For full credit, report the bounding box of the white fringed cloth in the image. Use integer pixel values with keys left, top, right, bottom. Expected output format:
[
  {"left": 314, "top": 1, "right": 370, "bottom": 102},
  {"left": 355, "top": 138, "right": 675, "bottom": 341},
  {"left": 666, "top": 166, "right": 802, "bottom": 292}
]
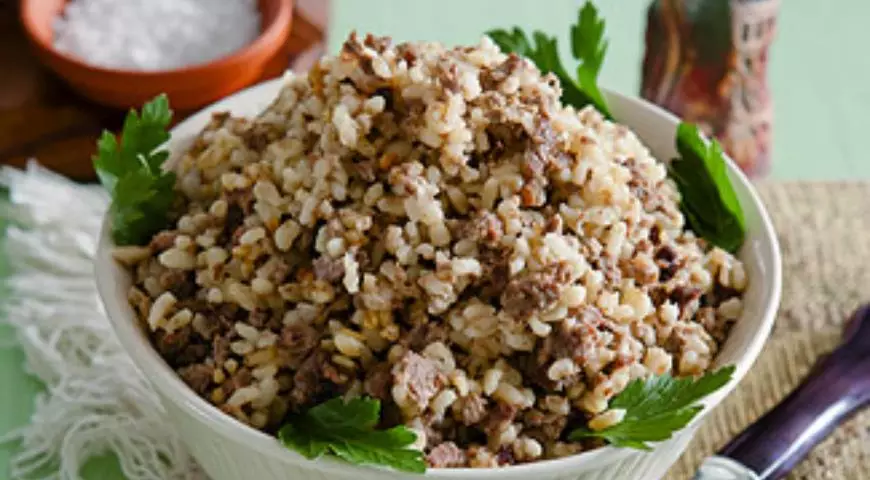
[{"left": 0, "top": 163, "right": 202, "bottom": 480}]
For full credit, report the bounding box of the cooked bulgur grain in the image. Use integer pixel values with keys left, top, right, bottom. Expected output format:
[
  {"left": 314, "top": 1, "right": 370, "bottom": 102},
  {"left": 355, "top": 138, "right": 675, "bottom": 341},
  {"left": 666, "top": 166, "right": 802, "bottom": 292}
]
[{"left": 118, "top": 32, "right": 747, "bottom": 468}]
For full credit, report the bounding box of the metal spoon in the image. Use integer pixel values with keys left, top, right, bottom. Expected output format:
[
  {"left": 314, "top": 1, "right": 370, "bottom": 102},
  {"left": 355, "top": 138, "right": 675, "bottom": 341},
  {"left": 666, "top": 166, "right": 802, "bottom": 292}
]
[{"left": 694, "top": 304, "right": 870, "bottom": 480}]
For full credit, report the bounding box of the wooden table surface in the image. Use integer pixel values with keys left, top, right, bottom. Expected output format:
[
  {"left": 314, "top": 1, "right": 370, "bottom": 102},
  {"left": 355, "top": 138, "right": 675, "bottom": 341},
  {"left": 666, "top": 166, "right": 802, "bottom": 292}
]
[{"left": 0, "top": 0, "right": 325, "bottom": 181}]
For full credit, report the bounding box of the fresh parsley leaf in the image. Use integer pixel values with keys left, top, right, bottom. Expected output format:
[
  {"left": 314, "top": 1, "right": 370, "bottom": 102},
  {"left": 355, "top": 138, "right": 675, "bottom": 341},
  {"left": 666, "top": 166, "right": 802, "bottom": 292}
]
[
  {"left": 278, "top": 397, "right": 426, "bottom": 473},
  {"left": 669, "top": 123, "right": 746, "bottom": 253},
  {"left": 93, "top": 94, "right": 175, "bottom": 246},
  {"left": 486, "top": 27, "right": 532, "bottom": 57},
  {"left": 569, "top": 1, "right": 610, "bottom": 116},
  {"left": 568, "top": 365, "right": 735, "bottom": 450},
  {"left": 570, "top": 2, "right": 607, "bottom": 75},
  {"left": 486, "top": 1, "right": 612, "bottom": 118},
  {"left": 280, "top": 423, "right": 331, "bottom": 459}
]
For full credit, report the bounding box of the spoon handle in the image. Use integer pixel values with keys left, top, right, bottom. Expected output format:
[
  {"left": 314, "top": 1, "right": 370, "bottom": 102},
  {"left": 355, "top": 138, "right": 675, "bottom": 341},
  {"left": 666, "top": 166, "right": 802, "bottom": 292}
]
[{"left": 717, "top": 305, "right": 870, "bottom": 479}]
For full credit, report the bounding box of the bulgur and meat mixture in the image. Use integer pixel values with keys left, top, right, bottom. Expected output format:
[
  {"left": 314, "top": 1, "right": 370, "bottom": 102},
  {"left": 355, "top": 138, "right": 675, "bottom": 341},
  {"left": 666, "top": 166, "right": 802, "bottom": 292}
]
[{"left": 114, "top": 33, "right": 747, "bottom": 468}]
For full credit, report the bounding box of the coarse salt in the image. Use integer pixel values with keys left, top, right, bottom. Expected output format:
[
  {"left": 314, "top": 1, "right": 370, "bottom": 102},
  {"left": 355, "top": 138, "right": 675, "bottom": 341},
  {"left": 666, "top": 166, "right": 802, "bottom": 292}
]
[{"left": 53, "top": 0, "right": 261, "bottom": 71}]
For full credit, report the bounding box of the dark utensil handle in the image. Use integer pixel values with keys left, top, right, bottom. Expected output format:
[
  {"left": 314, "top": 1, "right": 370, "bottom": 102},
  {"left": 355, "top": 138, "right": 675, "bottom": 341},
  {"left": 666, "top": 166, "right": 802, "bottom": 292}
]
[{"left": 718, "top": 305, "right": 870, "bottom": 479}]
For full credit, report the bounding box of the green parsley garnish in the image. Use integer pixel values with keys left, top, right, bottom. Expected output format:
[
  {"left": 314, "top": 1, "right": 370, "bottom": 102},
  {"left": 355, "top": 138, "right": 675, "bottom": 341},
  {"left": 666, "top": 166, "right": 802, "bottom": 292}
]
[
  {"left": 93, "top": 94, "right": 175, "bottom": 246},
  {"left": 669, "top": 123, "right": 746, "bottom": 253},
  {"left": 278, "top": 396, "right": 426, "bottom": 473},
  {"left": 569, "top": 366, "right": 735, "bottom": 450},
  {"left": 487, "top": 1, "right": 612, "bottom": 118}
]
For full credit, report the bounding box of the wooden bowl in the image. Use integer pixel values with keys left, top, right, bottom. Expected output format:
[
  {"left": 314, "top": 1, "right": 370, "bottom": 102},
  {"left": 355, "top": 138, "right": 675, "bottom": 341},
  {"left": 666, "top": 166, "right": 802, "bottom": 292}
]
[{"left": 19, "top": 0, "right": 293, "bottom": 111}]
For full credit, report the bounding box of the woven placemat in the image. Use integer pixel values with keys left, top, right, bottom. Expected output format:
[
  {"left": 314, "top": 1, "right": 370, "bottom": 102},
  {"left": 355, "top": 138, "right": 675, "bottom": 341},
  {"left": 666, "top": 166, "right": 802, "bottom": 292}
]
[{"left": 669, "top": 182, "right": 870, "bottom": 479}]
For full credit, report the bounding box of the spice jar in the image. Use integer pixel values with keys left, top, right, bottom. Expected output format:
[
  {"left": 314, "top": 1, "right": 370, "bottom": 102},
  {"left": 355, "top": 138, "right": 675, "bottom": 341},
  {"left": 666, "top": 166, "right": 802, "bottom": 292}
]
[{"left": 641, "top": 0, "right": 780, "bottom": 178}]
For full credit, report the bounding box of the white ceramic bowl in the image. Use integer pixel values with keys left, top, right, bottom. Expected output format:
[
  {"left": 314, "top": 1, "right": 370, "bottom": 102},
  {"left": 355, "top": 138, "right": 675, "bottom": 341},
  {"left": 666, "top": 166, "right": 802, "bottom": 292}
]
[{"left": 94, "top": 79, "right": 782, "bottom": 480}]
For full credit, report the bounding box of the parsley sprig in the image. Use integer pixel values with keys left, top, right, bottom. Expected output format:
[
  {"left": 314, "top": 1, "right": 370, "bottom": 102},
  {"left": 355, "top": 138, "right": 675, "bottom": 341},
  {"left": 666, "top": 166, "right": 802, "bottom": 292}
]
[
  {"left": 569, "top": 366, "right": 735, "bottom": 449},
  {"left": 278, "top": 397, "right": 426, "bottom": 473},
  {"left": 670, "top": 124, "right": 746, "bottom": 253},
  {"left": 93, "top": 94, "right": 175, "bottom": 246},
  {"left": 487, "top": 1, "right": 612, "bottom": 118}
]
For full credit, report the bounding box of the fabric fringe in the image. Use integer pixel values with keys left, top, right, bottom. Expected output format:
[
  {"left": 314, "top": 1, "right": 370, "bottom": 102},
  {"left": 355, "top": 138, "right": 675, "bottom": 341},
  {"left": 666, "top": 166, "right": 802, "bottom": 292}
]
[{"left": 0, "top": 163, "right": 201, "bottom": 480}]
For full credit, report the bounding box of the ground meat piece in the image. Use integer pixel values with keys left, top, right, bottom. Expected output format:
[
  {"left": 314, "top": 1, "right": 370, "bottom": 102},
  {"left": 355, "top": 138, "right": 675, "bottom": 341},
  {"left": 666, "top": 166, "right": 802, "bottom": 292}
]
[
  {"left": 208, "top": 111, "right": 231, "bottom": 128},
  {"left": 403, "top": 322, "right": 449, "bottom": 352},
  {"left": 216, "top": 303, "right": 240, "bottom": 326},
  {"left": 340, "top": 33, "right": 386, "bottom": 82},
  {"left": 355, "top": 249, "right": 371, "bottom": 271},
  {"left": 544, "top": 215, "right": 562, "bottom": 234},
  {"left": 159, "top": 270, "right": 196, "bottom": 299},
  {"left": 477, "top": 246, "right": 511, "bottom": 296},
  {"left": 128, "top": 286, "right": 151, "bottom": 319},
  {"left": 242, "top": 123, "right": 280, "bottom": 152},
  {"left": 212, "top": 335, "right": 231, "bottom": 365},
  {"left": 437, "top": 63, "right": 461, "bottom": 93},
  {"left": 389, "top": 163, "right": 428, "bottom": 196},
  {"left": 590, "top": 256, "right": 621, "bottom": 284},
  {"left": 483, "top": 401, "right": 518, "bottom": 436},
  {"left": 353, "top": 159, "right": 377, "bottom": 182},
  {"left": 223, "top": 205, "right": 244, "bottom": 242},
  {"left": 372, "top": 87, "right": 394, "bottom": 111},
  {"left": 518, "top": 179, "right": 546, "bottom": 207},
  {"left": 222, "top": 190, "right": 253, "bottom": 242},
  {"left": 648, "top": 285, "right": 668, "bottom": 307},
  {"left": 452, "top": 393, "right": 487, "bottom": 426},
  {"left": 230, "top": 368, "right": 252, "bottom": 390},
  {"left": 697, "top": 304, "right": 735, "bottom": 344},
  {"left": 535, "top": 308, "right": 603, "bottom": 380},
  {"left": 323, "top": 361, "right": 348, "bottom": 385},
  {"left": 187, "top": 112, "right": 230, "bottom": 154},
  {"left": 424, "top": 422, "right": 446, "bottom": 449},
  {"left": 397, "top": 45, "right": 417, "bottom": 65},
  {"left": 501, "top": 263, "right": 570, "bottom": 318},
  {"left": 495, "top": 446, "right": 516, "bottom": 466},
  {"left": 268, "top": 258, "right": 292, "bottom": 284},
  {"left": 247, "top": 309, "right": 271, "bottom": 329},
  {"left": 363, "top": 362, "right": 393, "bottom": 400},
  {"left": 654, "top": 244, "right": 677, "bottom": 263},
  {"left": 153, "top": 326, "right": 191, "bottom": 360},
  {"left": 175, "top": 342, "right": 209, "bottom": 366},
  {"left": 289, "top": 351, "right": 331, "bottom": 407},
  {"left": 523, "top": 409, "right": 567, "bottom": 441},
  {"left": 670, "top": 285, "right": 702, "bottom": 313},
  {"left": 635, "top": 238, "right": 653, "bottom": 254},
  {"left": 228, "top": 189, "right": 255, "bottom": 215},
  {"left": 362, "top": 32, "right": 392, "bottom": 53},
  {"left": 459, "top": 211, "right": 503, "bottom": 247},
  {"left": 149, "top": 231, "right": 177, "bottom": 252},
  {"left": 522, "top": 119, "right": 566, "bottom": 182},
  {"left": 177, "top": 298, "right": 209, "bottom": 313},
  {"left": 178, "top": 363, "right": 213, "bottom": 395},
  {"left": 624, "top": 256, "right": 658, "bottom": 284},
  {"left": 222, "top": 367, "right": 253, "bottom": 396},
  {"left": 380, "top": 403, "right": 404, "bottom": 430},
  {"left": 426, "top": 442, "right": 467, "bottom": 468},
  {"left": 313, "top": 256, "right": 345, "bottom": 282},
  {"left": 664, "top": 324, "right": 713, "bottom": 362},
  {"left": 480, "top": 54, "right": 523, "bottom": 91},
  {"left": 391, "top": 351, "right": 446, "bottom": 411},
  {"left": 655, "top": 245, "right": 679, "bottom": 281},
  {"left": 280, "top": 323, "right": 319, "bottom": 363}
]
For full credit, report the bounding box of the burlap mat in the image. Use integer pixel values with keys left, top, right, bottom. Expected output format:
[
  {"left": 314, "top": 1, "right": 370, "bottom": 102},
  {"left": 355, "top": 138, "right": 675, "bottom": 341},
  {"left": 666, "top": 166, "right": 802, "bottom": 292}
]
[{"left": 669, "top": 182, "right": 870, "bottom": 479}]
